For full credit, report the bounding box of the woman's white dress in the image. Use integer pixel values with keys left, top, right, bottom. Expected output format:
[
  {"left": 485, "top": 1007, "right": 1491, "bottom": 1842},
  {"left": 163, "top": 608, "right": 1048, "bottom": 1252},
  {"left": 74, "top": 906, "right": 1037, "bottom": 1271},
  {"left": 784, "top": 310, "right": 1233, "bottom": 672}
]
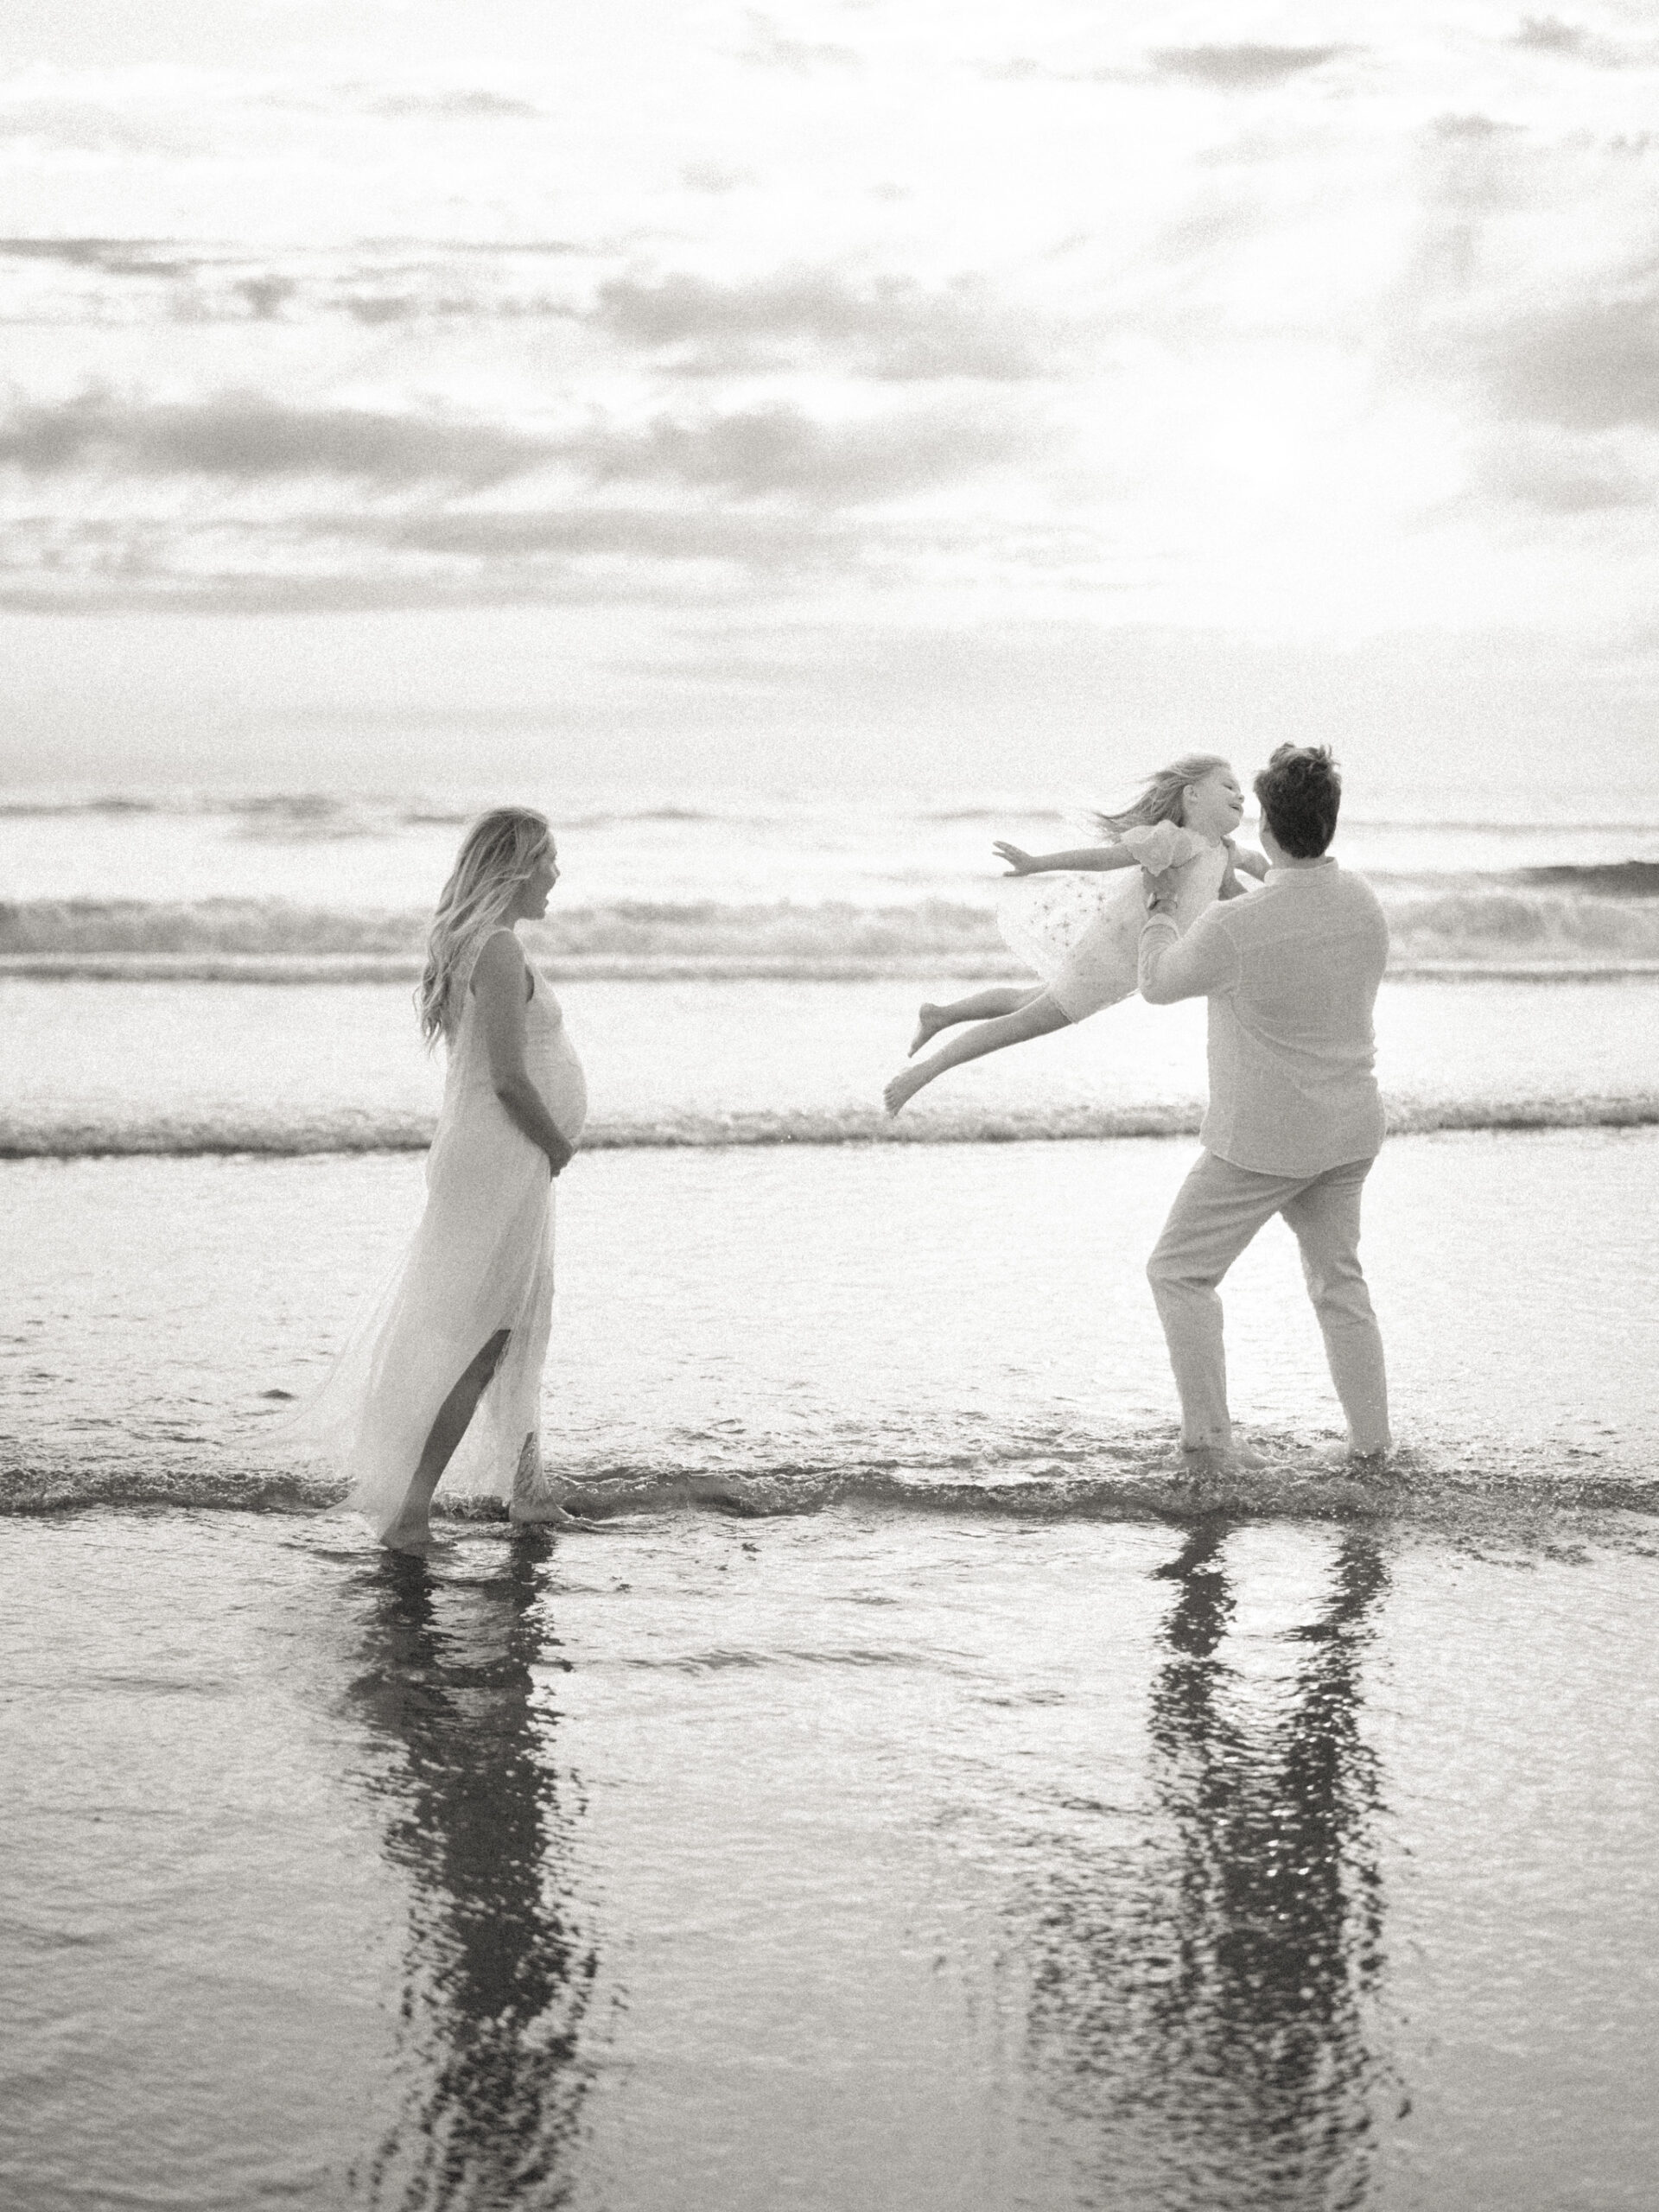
[
  {"left": 283, "top": 937, "right": 587, "bottom": 1536},
  {"left": 998, "top": 823, "right": 1227, "bottom": 1020}
]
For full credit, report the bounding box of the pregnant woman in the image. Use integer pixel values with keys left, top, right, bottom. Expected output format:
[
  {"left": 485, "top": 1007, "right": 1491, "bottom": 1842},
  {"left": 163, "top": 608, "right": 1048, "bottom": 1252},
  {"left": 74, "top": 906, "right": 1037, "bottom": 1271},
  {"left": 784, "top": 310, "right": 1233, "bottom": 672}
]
[{"left": 285, "top": 808, "right": 587, "bottom": 1548}]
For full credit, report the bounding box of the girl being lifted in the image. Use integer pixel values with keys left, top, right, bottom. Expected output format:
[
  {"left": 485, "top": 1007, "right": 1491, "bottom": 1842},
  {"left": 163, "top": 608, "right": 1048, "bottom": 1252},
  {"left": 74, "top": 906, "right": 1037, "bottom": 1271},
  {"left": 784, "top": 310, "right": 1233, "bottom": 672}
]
[{"left": 883, "top": 754, "right": 1267, "bottom": 1116}]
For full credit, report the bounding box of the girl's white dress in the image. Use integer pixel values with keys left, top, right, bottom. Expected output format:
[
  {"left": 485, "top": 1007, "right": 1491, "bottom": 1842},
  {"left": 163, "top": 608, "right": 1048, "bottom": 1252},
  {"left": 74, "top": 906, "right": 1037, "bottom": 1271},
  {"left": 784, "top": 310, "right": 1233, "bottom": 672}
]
[
  {"left": 283, "top": 937, "right": 587, "bottom": 1537},
  {"left": 998, "top": 823, "right": 1226, "bottom": 1020}
]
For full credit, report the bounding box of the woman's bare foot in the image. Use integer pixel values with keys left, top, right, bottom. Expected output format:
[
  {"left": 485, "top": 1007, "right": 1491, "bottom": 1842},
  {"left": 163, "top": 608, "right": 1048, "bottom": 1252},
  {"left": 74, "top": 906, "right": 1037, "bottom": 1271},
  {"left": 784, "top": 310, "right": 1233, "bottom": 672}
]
[
  {"left": 884, "top": 1065, "right": 929, "bottom": 1116},
  {"left": 509, "top": 1494, "right": 588, "bottom": 1528},
  {"left": 381, "top": 1516, "right": 438, "bottom": 1553},
  {"left": 909, "top": 1003, "right": 947, "bottom": 1057}
]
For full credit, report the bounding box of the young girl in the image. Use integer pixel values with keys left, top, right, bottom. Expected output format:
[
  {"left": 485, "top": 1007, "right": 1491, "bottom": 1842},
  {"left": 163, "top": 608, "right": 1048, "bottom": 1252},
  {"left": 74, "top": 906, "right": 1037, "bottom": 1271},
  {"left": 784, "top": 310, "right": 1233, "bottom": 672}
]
[
  {"left": 884, "top": 755, "right": 1266, "bottom": 1115},
  {"left": 279, "top": 808, "right": 588, "bottom": 1548}
]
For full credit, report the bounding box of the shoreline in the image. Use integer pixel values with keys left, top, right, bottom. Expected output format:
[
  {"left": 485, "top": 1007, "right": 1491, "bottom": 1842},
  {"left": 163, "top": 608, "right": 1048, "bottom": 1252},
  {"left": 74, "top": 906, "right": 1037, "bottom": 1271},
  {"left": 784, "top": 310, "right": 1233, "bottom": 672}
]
[
  {"left": 5, "top": 951, "right": 1659, "bottom": 983},
  {"left": 7, "top": 1096, "right": 1659, "bottom": 1158},
  {"left": 6, "top": 1420, "right": 1658, "bottom": 1535}
]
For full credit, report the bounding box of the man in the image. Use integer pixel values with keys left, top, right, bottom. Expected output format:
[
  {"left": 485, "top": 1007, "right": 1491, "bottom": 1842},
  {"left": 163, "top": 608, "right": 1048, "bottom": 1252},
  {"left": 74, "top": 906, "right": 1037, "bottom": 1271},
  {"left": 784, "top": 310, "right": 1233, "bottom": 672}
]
[{"left": 1138, "top": 744, "right": 1390, "bottom": 1471}]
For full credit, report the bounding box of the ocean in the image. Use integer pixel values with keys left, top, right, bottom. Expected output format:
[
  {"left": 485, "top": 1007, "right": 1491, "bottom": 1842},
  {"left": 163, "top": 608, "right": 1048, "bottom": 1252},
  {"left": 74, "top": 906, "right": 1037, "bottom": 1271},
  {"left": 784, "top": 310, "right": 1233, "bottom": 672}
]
[
  {"left": 3, "top": 787, "right": 1657, "bottom": 1160},
  {"left": 3, "top": 785, "right": 1658, "bottom": 2209}
]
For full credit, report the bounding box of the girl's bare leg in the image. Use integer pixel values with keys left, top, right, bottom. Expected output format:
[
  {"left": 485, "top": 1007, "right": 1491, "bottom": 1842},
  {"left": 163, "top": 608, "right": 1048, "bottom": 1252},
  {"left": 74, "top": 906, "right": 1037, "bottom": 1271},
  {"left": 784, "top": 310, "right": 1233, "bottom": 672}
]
[
  {"left": 383, "top": 1328, "right": 511, "bottom": 1550},
  {"left": 885, "top": 990, "right": 1072, "bottom": 1115},
  {"left": 910, "top": 985, "right": 1041, "bottom": 1057}
]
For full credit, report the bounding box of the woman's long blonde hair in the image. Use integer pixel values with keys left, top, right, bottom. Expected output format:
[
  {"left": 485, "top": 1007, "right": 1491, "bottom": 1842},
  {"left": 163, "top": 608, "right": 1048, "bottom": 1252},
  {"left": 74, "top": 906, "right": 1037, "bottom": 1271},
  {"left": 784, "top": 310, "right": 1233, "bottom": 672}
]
[
  {"left": 1093, "top": 753, "right": 1231, "bottom": 837},
  {"left": 417, "top": 807, "right": 551, "bottom": 1046}
]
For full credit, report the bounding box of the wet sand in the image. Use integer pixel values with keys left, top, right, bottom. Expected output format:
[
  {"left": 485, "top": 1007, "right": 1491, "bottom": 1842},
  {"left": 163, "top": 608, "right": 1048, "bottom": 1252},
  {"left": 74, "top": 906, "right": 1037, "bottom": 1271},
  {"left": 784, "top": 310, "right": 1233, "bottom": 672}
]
[
  {"left": 3, "top": 1507, "right": 1656, "bottom": 2211},
  {"left": 3, "top": 1127, "right": 1657, "bottom": 2208}
]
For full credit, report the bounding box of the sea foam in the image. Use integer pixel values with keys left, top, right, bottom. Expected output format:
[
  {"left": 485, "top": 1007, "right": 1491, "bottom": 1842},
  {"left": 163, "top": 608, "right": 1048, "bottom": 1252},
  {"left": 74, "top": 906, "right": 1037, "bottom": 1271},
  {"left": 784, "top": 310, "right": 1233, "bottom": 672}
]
[{"left": 4, "top": 884, "right": 1658, "bottom": 978}]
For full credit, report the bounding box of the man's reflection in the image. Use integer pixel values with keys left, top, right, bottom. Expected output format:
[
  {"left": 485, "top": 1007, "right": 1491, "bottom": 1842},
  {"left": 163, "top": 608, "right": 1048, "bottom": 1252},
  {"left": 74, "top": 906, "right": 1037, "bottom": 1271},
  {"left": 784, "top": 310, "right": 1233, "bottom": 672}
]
[
  {"left": 1032, "top": 1523, "right": 1389, "bottom": 2210},
  {"left": 347, "top": 1541, "right": 594, "bottom": 2209}
]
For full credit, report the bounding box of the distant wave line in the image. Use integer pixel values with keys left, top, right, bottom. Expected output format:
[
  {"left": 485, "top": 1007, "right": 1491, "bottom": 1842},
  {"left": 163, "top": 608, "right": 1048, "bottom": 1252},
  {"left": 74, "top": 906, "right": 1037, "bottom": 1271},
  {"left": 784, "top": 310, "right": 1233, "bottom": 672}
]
[{"left": 3, "top": 790, "right": 1659, "bottom": 836}]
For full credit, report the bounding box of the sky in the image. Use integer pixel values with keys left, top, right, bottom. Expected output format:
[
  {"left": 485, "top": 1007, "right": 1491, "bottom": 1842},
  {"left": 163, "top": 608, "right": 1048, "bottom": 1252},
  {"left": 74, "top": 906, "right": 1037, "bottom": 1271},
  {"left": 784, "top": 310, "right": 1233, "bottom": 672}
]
[{"left": 3, "top": 0, "right": 1658, "bottom": 802}]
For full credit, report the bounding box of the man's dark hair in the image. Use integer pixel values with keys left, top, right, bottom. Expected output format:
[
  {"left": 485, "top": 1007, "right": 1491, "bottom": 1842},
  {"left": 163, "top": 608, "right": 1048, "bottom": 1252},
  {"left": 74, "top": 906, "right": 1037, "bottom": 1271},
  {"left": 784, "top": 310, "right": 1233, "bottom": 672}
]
[{"left": 1253, "top": 744, "right": 1341, "bottom": 858}]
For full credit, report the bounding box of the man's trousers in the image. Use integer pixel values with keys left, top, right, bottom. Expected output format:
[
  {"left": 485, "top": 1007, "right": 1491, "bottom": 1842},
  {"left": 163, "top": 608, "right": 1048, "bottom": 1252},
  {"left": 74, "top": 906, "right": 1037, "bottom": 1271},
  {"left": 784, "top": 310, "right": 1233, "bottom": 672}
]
[{"left": 1146, "top": 1150, "right": 1389, "bottom": 1453}]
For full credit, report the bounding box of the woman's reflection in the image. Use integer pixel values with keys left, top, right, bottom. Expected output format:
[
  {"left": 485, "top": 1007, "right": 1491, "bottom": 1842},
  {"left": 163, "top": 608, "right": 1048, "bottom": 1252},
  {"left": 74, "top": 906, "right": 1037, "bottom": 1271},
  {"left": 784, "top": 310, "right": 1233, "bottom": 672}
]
[
  {"left": 346, "top": 1539, "right": 594, "bottom": 2209},
  {"left": 1033, "top": 1523, "right": 1390, "bottom": 2210}
]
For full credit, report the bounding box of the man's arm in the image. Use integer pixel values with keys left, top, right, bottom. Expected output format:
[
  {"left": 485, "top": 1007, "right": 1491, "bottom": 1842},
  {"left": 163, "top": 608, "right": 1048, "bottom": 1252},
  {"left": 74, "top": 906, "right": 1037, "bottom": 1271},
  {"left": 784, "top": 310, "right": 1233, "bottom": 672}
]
[{"left": 1138, "top": 897, "right": 1240, "bottom": 1004}]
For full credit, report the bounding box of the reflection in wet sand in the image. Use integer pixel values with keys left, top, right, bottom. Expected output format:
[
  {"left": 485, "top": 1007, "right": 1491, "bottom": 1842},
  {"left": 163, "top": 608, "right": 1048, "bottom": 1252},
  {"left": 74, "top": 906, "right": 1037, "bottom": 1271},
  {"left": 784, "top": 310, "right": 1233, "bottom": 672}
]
[
  {"left": 346, "top": 1542, "right": 595, "bottom": 2209},
  {"left": 1031, "top": 1526, "right": 1390, "bottom": 2211}
]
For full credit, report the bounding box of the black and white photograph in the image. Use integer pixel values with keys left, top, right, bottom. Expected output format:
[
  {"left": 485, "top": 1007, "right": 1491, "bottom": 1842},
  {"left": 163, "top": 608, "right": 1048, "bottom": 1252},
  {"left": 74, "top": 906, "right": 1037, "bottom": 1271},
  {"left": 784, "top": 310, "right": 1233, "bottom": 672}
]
[{"left": 3, "top": 3, "right": 1657, "bottom": 2207}]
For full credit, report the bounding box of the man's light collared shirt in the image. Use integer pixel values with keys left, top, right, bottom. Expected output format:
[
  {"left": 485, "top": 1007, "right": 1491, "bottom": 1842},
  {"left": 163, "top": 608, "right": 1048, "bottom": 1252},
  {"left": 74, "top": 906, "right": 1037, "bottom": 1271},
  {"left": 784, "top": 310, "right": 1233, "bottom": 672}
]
[{"left": 1138, "top": 859, "right": 1389, "bottom": 1176}]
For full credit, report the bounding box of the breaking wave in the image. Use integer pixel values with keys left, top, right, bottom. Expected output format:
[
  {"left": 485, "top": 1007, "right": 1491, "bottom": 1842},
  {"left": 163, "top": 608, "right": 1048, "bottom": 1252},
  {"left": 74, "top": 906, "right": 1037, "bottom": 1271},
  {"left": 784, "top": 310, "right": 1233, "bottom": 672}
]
[
  {"left": 1508, "top": 861, "right": 1659, "bottom": 897},
  {"left": 4, "top": 884, "right": 1659, "bottom": 979},
  {"left": 0, "top": 790, "right": 836, "bottom": 833}
]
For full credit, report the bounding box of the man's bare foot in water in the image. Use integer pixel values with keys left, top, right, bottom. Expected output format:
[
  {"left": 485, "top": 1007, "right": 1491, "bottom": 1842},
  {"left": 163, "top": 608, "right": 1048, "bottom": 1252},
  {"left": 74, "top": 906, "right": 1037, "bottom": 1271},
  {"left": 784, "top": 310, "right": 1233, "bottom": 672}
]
[
  {"left": 884, "top": 1065, "right": 931, "bottom": 1116},
  {"left": 1179, "top": 1440, "right": 1269, "bottom": 1477},
  {"left": 909, "top": 1004, "right": 947, "bottom": 1058},
  {"left": 1314, "top": 1440, "right": 1394, "bottom": 1471}
]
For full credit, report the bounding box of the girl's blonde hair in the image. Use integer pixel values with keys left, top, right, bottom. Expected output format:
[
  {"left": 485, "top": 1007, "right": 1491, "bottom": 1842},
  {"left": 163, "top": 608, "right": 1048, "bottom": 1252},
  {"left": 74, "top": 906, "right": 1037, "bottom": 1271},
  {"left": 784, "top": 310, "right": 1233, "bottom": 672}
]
[
  {"left": 417, "top": 807, "right": 551, "bottom": 1046},
  {"left": 1093, "top": 753, "right": 1231, "bottom": 838}
]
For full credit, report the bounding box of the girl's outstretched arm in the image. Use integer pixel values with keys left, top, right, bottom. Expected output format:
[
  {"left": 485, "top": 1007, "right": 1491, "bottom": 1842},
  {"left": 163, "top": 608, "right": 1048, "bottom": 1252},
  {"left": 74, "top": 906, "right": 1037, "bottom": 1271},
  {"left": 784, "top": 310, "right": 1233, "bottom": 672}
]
[{"left": 993, "top": 840, "right": 1137, "bottom": 875}]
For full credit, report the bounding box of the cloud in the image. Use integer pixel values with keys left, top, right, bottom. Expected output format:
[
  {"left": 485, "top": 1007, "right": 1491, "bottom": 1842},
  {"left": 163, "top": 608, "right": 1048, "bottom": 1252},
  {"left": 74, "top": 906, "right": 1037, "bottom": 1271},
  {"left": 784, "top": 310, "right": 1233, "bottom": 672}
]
[
  {"left": 0, "top": 569, "right": 667, "bottom": 615},
  {"left": 0, "top": 237, "right": 205, "bottom": 279},
  {"left": 0, "top": 98, "right": 197, "bottom": 155},
  {"left": 368, "top": 506, "right": 842, "bottom": 568},
  {"left": 562, "top": 404, "right": 1029, "bottom": 503},
  {"left": 1466, "top": 431, "right": 1651, "bottom": 512},
  {"left": 589, "top": 266, "right": 1048, "bottom": 379},
  {"left": 1508, "top": 16, "right": 1652, "bottom": 65},
  {"left": 1430, "top": 112, "right": 1517, "bottom": 141},
  {"left": 0, "top": 389, "right": 1029, "bottom": 512},
  {"left": 0, "top": 499, "right": 855, "bottom": 613},
  {"left": 1147, "top": 44, "right": 1350, "bottom": 89},
  {"left": 0, "top": 237, "right": 593, "bottom": 327},
  {"left": 737, "top": 10, "right": 860, "bottom": 72},
  {"left": 368, "top": 89, "right": 542, "bottom": 118},
  {"left": 1483, "top": 299, "right": 1659, "bottom": 429},
  {"left": 237, "top": 276, "right": 297, "bottom": 320},
  {"left": 338, "top": 294, "right": 427, "bottom": 325},
  {"left": 680, "top": 162, "right": 755, "bottom": 194},
  {"left": 0, "top": 391, "right": 552, "bottom": 486},
  {"left": 1513, "top": 16, "right": 1591, "bottom": 54}
]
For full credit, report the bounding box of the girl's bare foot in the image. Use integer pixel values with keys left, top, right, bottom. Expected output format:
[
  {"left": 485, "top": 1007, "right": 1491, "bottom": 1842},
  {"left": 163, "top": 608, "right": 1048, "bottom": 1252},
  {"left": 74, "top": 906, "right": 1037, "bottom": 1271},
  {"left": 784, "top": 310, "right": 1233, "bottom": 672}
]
[
  {"left": 909, "top": 1003, "right": 946, "bottom": 1058},
  {"left": 884, "top": 1065, "right": 928, "bottom": 1116}
]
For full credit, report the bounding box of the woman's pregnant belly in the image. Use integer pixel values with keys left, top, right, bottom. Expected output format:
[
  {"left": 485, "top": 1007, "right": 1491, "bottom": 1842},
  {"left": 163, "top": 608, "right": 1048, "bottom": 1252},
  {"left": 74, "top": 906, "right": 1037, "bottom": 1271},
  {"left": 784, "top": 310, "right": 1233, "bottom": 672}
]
[{"left": 531, "top": 1031, "right": 588, "bottom": 1143}]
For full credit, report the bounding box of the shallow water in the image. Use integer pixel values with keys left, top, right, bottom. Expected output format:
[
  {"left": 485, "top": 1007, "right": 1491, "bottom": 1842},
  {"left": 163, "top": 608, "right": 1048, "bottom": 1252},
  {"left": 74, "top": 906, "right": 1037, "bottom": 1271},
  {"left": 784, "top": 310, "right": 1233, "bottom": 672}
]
[
  {"left": 3, "top": 1509, "right": 1656, "bottom": 2211},
  {"left": 3, "top": 973, "right": 1656, "bottom": 1155},
  {"left": 3, "top": 1128, "right": 1656, "bottom": 1516},
  {"left": 6, "top": 937, "right": 1657, "bottom": 2207}
]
